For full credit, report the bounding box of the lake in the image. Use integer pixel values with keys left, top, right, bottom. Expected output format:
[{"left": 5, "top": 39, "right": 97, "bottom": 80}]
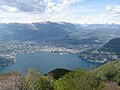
[{"left": 0, "top": 52, "right": 102, "bottom": 74}]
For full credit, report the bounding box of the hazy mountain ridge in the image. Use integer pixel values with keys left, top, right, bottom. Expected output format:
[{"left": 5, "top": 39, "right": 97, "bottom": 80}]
[{"left": 0, "top": 22, "right": 120, "bottom": 44}]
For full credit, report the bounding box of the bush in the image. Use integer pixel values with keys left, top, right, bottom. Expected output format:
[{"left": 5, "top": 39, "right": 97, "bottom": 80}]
[
  {"left": 19, "top": 68, "right": 41, "bottom": 90},
  {"left": 54, "top": 69, "right": 103, "bottom": 90},
  {"left": 19, "top": 68, "right": 54, "bottom": 90},
  {"left": 103, "top": 81, "right": 120, "bottom": 90},
  {"left": 34, "top": 76, "right": 54, "bottom": 90}
]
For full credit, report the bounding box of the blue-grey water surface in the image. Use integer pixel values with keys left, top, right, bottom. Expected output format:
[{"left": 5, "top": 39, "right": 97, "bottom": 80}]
[{"left": 0, "top": 52, "right": 102, "bottom": 74}]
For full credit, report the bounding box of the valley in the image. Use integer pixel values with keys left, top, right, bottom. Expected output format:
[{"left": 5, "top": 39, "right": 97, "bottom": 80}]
[{"left": 0, "top": 22, "right": 120, "bottom": 68}]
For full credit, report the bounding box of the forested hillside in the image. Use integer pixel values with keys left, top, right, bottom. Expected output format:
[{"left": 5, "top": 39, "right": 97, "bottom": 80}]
[
  {"left": 103, "top": 38, "right": 120, "bottom": 55},
  {"left": 0, "top": 60, "right": 120, "bottom": 90}
]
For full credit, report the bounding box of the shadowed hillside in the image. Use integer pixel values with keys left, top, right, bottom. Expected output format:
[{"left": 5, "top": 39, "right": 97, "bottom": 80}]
[{"left": 103, "top": 38, "right": 120, "bottom": 55}]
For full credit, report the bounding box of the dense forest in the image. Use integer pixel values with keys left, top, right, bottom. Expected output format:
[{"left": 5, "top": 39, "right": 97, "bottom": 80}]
[
  {"left": 0, "top": 60, "right": 120, "bottom": 90},
  {"left": 103, "top": 38, "right": 120, "bottom": 55}
]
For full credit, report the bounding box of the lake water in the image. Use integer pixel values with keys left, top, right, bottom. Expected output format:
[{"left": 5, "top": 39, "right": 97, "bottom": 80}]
[{"left": 0, "top": 52, "right": 102, "bottom": 74}]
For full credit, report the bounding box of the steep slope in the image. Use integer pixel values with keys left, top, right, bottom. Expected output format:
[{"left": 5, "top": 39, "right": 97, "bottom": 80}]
[
  {"left": 0, "top": 22, "right": 120, "bottom": 43},
  {"left": 103, "top": 38, "right": 120, "bottom": 55},
  {"left": 0, "top": 62, "right": 120, "bottom": 89},
  {"left": 0, "top": 22, "right": 70, "bottom": 41},
  {"left": 92, "top": 60, "right": 120, "bottom": 85}
]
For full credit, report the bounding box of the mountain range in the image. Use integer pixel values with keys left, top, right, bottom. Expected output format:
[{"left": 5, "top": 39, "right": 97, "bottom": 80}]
[{"left": 0, "top": 22, "right": 120, "bottom": 45}]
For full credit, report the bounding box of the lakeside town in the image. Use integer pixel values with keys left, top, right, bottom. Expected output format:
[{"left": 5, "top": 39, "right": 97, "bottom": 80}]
[{"left": 0, "top": 40, "right": 119, "bottom": 67}]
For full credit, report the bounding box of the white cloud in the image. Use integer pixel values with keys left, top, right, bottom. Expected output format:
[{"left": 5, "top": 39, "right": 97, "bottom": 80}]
[
  {"left": 0, "top": 0, "right": 83, "bottom": 23},
  {"left": 106, "top": 5, "right": 120, "bottom": 14},
  {"left": 0, "top": 0, "right": 82, "bottom": 13},
  {"left": 0, "top": 0, "right": 48, "bottom": 13},
  {"left": 0, "top": 0, "right": 119, "bottom": 24},
  {"left": 0, "top": 5, "right": 18, "bottom": 12},
  {"left": 44, "top": 0, "right": 82, "bottom": 14}
]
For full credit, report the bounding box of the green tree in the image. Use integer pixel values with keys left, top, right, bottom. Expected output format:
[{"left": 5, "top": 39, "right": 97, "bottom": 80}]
[
  {"left": 34, "top": 76, "right": 54, "bottom": 90},
  {"left": 114, "top": 71, "right": 120, "bottom": 86},
  {"left": 19, "top": 68, "right": 41, "bottom": 90},
  {"left": 103, "top": 81, "right": 120, "bottom": 90},
  {"left": 104, "top": 69, "right": 117, "bottom": 81},
  {"left": 54, "top": 69, "right": 103, "bottom": 90}
]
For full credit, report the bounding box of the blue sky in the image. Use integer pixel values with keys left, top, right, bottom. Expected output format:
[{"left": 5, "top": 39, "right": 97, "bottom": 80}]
[{"left": 0, "top": 0, "right": 120, "bottom": 24}]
